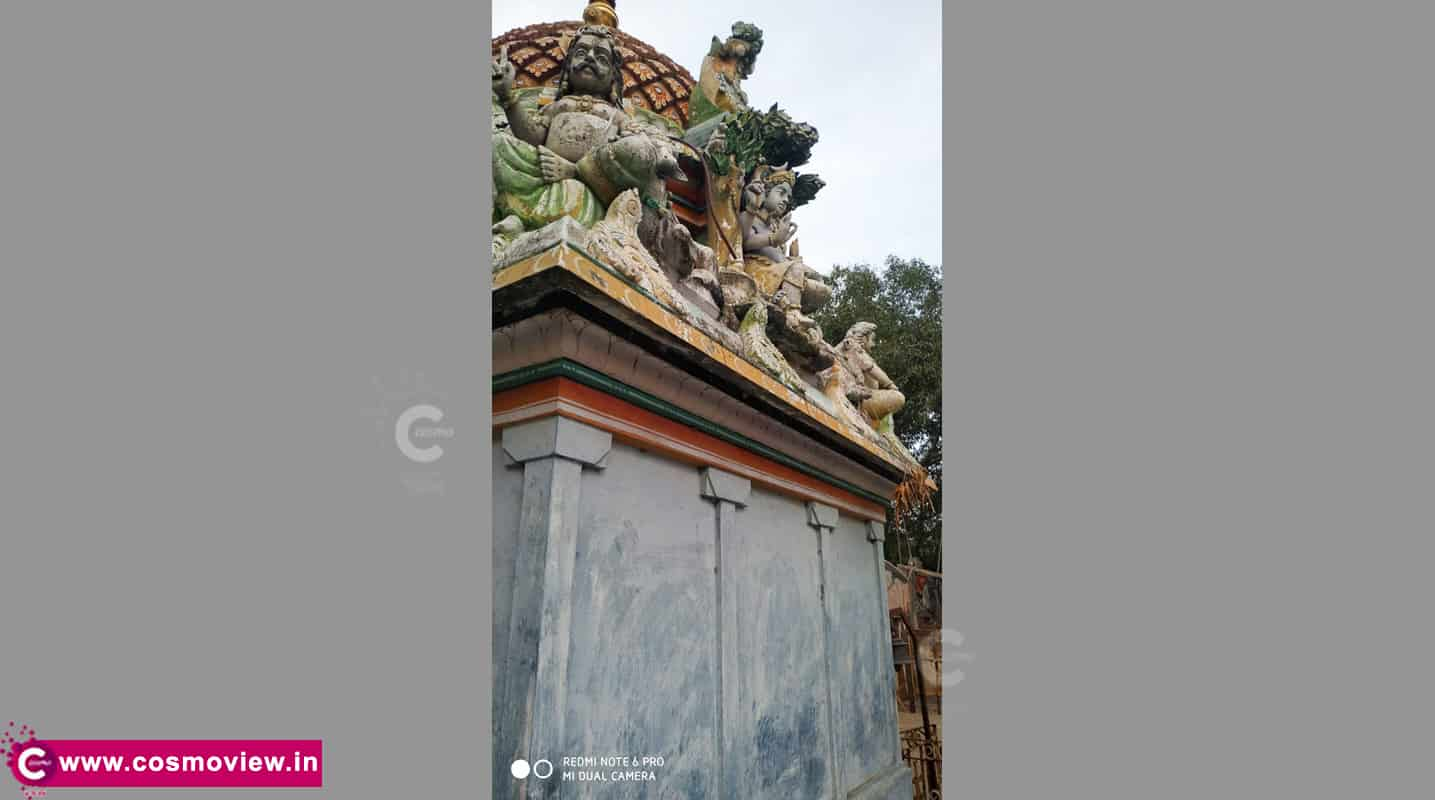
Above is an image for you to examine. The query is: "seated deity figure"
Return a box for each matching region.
[739,165,832,350]
[836,321,906,428]
[491,25,683,230]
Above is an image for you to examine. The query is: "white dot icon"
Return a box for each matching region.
[511,759,531,779]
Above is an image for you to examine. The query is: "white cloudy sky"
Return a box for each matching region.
[493,0,942,274]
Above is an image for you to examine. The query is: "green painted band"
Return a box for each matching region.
[493,358,892,509]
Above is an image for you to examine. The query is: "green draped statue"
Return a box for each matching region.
[491,26,684,233]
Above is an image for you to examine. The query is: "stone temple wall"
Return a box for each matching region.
[492,425,910,799]
[489,177,917,797]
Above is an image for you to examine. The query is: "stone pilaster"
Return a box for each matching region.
[806,501,842,796]
[496,417,611,800]
[866,519,904,762]
[700,467,750,800]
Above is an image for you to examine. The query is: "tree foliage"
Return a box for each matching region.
[814,256,943,571]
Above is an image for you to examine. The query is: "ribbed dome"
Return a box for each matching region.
[493,21,697,129]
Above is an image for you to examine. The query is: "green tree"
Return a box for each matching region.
[815,256,943,571]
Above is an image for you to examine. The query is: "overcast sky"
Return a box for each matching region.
[493,0,942,275]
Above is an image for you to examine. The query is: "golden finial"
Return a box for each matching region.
[581,0,618,28]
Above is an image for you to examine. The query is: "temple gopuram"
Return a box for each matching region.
[491,3,930,797]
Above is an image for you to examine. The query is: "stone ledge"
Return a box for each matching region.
[493,326,901,500]
[846,763,915,800]
[492,241,914,482]
[492,371,889,521]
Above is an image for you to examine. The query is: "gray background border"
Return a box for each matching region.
[2,1,494,797]
[946,1,1434,796]
[3,1,1433,798]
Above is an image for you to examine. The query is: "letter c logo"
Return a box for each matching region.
[18,746,49,781]
[396,404,445,463]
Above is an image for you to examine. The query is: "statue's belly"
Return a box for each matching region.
[545,112,611,163]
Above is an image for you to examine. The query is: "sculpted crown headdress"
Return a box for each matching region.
[751,163,796,187]
[581,0,618,28]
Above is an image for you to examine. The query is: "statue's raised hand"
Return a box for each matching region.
[773,216,797,244]
[538,146,578,183]
[492,44,516,102]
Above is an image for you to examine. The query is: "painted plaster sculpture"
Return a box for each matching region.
[492,22,720,300]
[585,189,681,308]
[738,302,805,392]
[689,21,764,127]
[689,93,833,382]
[491,26,681,230]
[835,322,906,432]
[736,164,834,374]
[828,321,926,486]
[698,116,748,272]
[739,166,829,313]
[490,10,926,469]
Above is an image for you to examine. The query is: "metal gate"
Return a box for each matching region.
[900,722,942,800]
[892,609,942,800]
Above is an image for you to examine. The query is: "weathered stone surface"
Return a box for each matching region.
[865,520,887,543]
[501,416,612,467]
[494,450,586,800]
[585,189,683,307]
[492,437,910,798]
[807,500,839,531]
[490,433,524,755]
[847,763,918,800]
[492,216,588,271]
[826,515,906,791]
[700,466,751,507]
[739,301,805,391]
[723,483,838,798]
[565,441,720,796]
